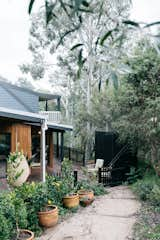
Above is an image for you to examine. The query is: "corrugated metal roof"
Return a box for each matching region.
[0,77,61,100]
[0,107,46,122]
[47,121,73,131]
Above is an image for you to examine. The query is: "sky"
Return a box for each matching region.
[0,0,160,83]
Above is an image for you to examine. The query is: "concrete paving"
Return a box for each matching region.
[38,186,141,240]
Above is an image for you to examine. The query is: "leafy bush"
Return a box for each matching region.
[0,192,28,240]
[132,173,160,205]
[126,167,143,184]
[133,203,160,240]
[148,185,160,207]
[14,182,43,235]
[0,213,11,240]
[76,179,106,196]
[0,193,16,239]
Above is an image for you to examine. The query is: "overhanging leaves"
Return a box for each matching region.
[28,0,35,14]
[45,1,56,24]
[144,21,160,28]
[122,20,139,28]
[70,43,84,51]
[100,30,113,46]
[82,1,89,7]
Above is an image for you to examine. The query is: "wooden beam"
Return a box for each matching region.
[49,131,54,169]
[60,131,64,162]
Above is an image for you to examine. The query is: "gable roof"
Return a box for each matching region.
[0,76,61,101]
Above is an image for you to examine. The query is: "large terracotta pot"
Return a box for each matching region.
[78,189,94,200]
[63,193,79,208]
[18,229,34,240]
[38,205,58,228]
[7,156,30,187]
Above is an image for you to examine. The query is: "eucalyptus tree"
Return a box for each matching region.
[21,0,132,159]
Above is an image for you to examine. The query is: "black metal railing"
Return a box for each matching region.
[54,145,85,166]
[98,144,130,186]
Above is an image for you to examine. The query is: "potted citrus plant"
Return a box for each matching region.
[33,183,58,228]
[60,159,79,208]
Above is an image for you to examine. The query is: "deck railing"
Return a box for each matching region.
[39,111,62,123]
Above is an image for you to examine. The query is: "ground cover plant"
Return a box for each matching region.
[131,171,160,240]
[0,159,106,239]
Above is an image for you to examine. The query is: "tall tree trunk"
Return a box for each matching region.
[151,141,158,172]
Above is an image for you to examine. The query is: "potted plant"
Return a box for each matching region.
[78,189,94,201]
[63,193,79,208]
[61,159,80,208]
[17,229,34,240]
[80,196,94,207]
[38,205,58,228]
[7,149,30,187]
[33,183,59,228]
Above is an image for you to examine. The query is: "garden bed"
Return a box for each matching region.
[133,203,160,240]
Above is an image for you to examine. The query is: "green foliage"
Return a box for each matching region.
[0,192,28,240]
[148,185,160,207]
[0,158,107,239]
[110,42,160,171]
[0,213,12,240]
[61,158,75,195]
[0,193,16,239]
[14,182,42,235]
[76,167,107,196]
[125,167,143,184]
[77,179,106,196]
[132,173,160,205]
[133,204,160,240]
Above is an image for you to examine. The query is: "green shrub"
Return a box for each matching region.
[0,193,16,239]
[0,191,28,239]
[14,182,43,235]
[148,185,160,207]
[126,167,143,184]
[132,172,160,205]
[0,213,12,240]
[132,180,154,201]
[76,179,106,196]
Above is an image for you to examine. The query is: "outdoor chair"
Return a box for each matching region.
[87,158,104,174]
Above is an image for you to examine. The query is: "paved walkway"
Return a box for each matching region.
[38,186,141,240]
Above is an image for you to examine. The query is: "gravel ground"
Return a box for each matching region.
[38,186,141,240]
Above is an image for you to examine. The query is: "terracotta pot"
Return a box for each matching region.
[63,193,79,208]
[7,156,30,187]
[18,229,34,240]
[38,205,58,228]
[80,198,94,207]
[78,189,94,200]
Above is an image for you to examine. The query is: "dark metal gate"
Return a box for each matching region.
[95,131,137,186]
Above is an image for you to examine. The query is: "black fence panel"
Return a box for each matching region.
[96,131,137,186]
[54,144,85,165]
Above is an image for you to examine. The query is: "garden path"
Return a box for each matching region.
[38,186,140,240]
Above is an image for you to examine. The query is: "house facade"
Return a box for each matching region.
[0,78,72,182]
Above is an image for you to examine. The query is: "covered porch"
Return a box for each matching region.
[0,107,72,184]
